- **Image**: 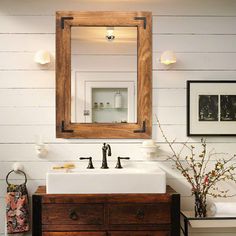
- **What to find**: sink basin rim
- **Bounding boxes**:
[46,167,166,194]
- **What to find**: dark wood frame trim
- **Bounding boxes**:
[32,195,42,236]
[171,194,180,236]
[187,80,236,136]
[56,11,152,139]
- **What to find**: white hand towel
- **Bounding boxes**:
[210,202,236,217]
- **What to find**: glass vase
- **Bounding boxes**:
[194,191,207,217]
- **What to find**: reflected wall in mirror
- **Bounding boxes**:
[56,11,152,138]
[71,26,137,123]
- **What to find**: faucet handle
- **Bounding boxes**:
[115,156,130,169]
[79,157,94,169]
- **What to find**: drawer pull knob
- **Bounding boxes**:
[69,210,78,220]
[136,209,145,220]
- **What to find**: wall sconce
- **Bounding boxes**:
[106,27,115,41]
[12,162,24,172]
[140,140,159,159]
[35,135,48,158]
[34,50,51,65]
[160,50,177,65]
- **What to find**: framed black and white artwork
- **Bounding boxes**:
[187,81,236,136]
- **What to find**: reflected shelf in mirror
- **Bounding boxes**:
[92,107,128,110]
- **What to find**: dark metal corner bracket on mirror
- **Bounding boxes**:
[133,120,146,133]
[134,16,147,29]
[60,16,74,29]
[61,121,74,133]
[56,11,152,139]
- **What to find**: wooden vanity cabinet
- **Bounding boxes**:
[43,232,168,236]
[33,186,180,236]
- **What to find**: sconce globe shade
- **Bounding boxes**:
[34,50,51,65]
[12,162,24,172]
[106,27,115,41]
[160,50,177,65]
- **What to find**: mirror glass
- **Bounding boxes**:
[71,26,137,123]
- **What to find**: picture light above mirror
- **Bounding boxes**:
[56,11,152,139]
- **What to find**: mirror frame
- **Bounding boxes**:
[56,11,152,139]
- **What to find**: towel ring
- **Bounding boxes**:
[6,170,27,185]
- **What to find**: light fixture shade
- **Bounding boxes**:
[106,27,115,41]
[160,50,177,65]
[34,50,51,65]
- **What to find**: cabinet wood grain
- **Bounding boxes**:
[43,233,106,236]
[42,203,104,225]
[33,186,180,236]
[108,204,170,225]
[109,232,170,236]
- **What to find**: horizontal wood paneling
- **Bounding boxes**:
[154,35,236,53]
[153,16,236,34]
[1,124,236,144]
[1,0,236,16]
[0,107,54,124]
[0,125,55,143]
[153,71,236,88]
[1,1,236,235]
[0,125,151,143]
[153,107,186,124]
[153,89,186,107]
[1,70,235,90]
[0,88,183,107]
[1,16,236,35]
[0,16,54,33]
[0,52,55,70]
[1,142,236,162]
[0,71,55,88]
[2,34,236,53]
[2,51,236,71]
[0,162,51,180]
[0,106,185,125]
[152,124,236,143]
[0,34,55,52]
[0,143,142,161]
[0,89,55,107]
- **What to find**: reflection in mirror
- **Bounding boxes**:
[71,27,137,123]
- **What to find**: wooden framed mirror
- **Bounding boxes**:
[56,11,152,138]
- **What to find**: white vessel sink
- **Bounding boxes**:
[46,168,166,194]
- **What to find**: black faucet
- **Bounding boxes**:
[115,156,130,169]
[101,143,111,169]
[79,157,94,169]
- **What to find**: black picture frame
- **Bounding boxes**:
[187,80,236,136]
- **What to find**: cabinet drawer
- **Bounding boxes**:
[108,204,170,225]
[42,204,104,225]
[109,232,169,236]
[43,233,106,236]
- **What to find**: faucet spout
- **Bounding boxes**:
[107,144,111,156]
[101,143,111,169]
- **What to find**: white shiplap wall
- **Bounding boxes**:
[1,0,236,235]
